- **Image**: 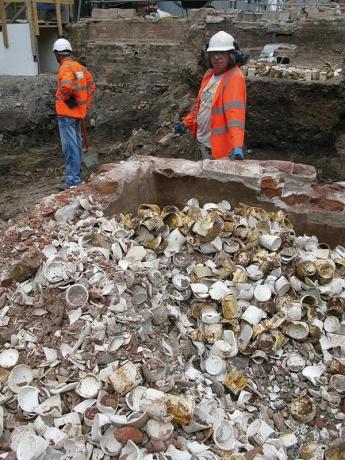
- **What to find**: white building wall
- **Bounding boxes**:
[0,24,38,76]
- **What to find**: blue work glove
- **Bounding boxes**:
[175,122,187,135]
[229,147,244,160]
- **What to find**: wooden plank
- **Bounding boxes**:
[5,0,74,5]
[55,0,62,35]
[10,3,26,23]
[77,0,81,21]
[31,0,39,35]
[0,0,9,48]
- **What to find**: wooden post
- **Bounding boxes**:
[32,0,39,36]
[55,0,62,36]
[25,0,35,53]
[25,0,40,72]
[0,0,9,48]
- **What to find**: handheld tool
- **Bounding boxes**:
[81,119,99,171]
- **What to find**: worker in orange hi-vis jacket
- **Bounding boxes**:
[175,31,246,161]
[53,38,96,190]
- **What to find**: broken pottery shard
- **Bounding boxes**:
[54,200,80,224]
[289,395,317,424]
[109,362,143,396]
[224,368,248,396]
[166,394,194,425]
[1,190,345,458]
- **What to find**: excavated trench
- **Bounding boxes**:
[1,75,345,222]
[1,16,345,221]
[96,158,345,247]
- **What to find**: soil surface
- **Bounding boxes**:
[1,49,345,221]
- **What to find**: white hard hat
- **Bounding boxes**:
[207,31,235,52]
[53,38,72,53]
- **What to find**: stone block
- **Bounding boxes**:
[117,8,137,19]
[91,8,136,20]
[279,10,290,23]
[262,10,280,22]
[88,20,191,44]
[303,5,336,21]
[310,197,344,212]
[189,8,209,19]
[206,15,225,24]
[291,163,316,178]
[151,157,202,178]
[10,247,45,283]
[281,193,311,207]
[201,159,262,185]
[259,160,293,174]
[92,8,118,19]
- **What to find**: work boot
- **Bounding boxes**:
[56,181,79,191]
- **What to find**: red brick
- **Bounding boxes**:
[115,427,144,445]
[281,194,310,206]
[262,186,283,199]
[56,195,72,206]
[261,176,280,189]
[310,197,344,212]
[314,416,325,429]
[314,183,345,194]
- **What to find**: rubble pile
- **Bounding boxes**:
[243,61,341,81]
[0,196,345,459]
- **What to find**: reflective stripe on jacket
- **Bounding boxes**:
[183,66,246,159]
[55,58,96,119]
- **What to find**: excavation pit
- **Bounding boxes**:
[96,157,345,247]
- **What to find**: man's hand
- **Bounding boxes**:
[229,147,244,160]
[175,122,187,135]
[65,96,78,109]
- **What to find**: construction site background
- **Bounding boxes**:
[0,5,345,220]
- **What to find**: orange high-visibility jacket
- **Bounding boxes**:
[55,58,96,119]
[183,66,246,159]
